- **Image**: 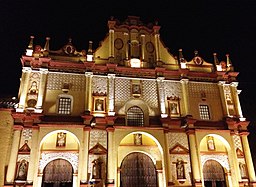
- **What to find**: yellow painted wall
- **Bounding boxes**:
[43,90,85,115]
[41,132,79,150]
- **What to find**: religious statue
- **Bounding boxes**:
[95,99,104,111]
[17,161,28,180]
[176,159,185,179]
[56,132,66,147]
[92,158,103,179]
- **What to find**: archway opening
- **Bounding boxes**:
[42,159,73,187]
[203,160,227,187]
[120,152,157,187]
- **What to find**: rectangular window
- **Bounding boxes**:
[58,97,71,115]
[199,105,210,120]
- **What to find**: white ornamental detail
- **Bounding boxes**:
[201,154,230,170]
[39,152,79,173]
[17,155,30,162]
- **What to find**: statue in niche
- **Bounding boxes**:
[92,158,103,179]
[134,133,142,145]
[95,99,104,111]
[239,162,247,178]
[170,103,178,114]
[16,161,28,180]
[56,132,66,147]
[207,136,215,151]
[176,159,185,179]
[29,81,38,95]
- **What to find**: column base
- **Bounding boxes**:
[249,181,256,187]
[194,181,202,187]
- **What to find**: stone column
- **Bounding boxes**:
[124,32,129,60]
[141,34,145,61]
[181,79,189,115]
[26,127,39,183]
[230,82,244,119]
[35,68,48,113]
[164,130,171,184]
[106,127,115,186]
[153,26,161,62]
[109,29,114,58]
[80,127,90,183]
[6,127,22,183]
[17,67,31,112]
[240,132,256,182]
[107,74,115,116]
[187,130,201,184]
[85,72,93,112]
[218,81,228,116]
[230,131,242,181]
[36,174,43,187]
[157,77,167,118]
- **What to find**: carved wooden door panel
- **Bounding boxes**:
[42,159,73,187]
[120,152,157,187]
[203,160,227,187]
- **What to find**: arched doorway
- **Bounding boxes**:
[203,160,227,187]
[120,152,157,187]
[42,159,73,187]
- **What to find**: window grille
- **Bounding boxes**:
[199,105,210,120]
[127,106,144,126]
[58,97,72,115]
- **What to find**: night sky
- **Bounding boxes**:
[1,0,256,159]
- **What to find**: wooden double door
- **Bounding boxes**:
[120,152,157,187]
[42,159,73,187]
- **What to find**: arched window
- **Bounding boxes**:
[57,94,73,115]
[127,106,144,126]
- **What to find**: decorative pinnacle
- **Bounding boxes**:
[28,35,34,49]
[213,53,219,65]
[44,37,50,51]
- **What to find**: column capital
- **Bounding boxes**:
[186,129,195,135]
[106,126,115,132]
[39,68,49,74]
[84,126,92,132]
[107,74,116,78]
[156,76,165,81]
[240,131,250,136]
[230,82,239,87]
[85,72,93,77]
[22,67,32,72]
[180,79,189,84]
[218,81,226,86]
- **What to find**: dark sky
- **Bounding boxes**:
[1,0,256,151]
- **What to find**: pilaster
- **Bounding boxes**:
[107,74,115,116]
[157,77,167,118]
[85,72,93,113]
[6,127,22,183]
[240,132,256,183]
[17,67,32,112]
[186,129,201,185]
[35,68,48,113]
[180,79,189,116]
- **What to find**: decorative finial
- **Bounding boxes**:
[178,49,185,63]
[213,53,219,65]
[194,50,199,56]
[226,54,232,67]
[87,41,93,62]
[88,41,93,54]
[28,36,34,49]
[44,37,50,51]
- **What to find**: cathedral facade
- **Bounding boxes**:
[1,16,256,187]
